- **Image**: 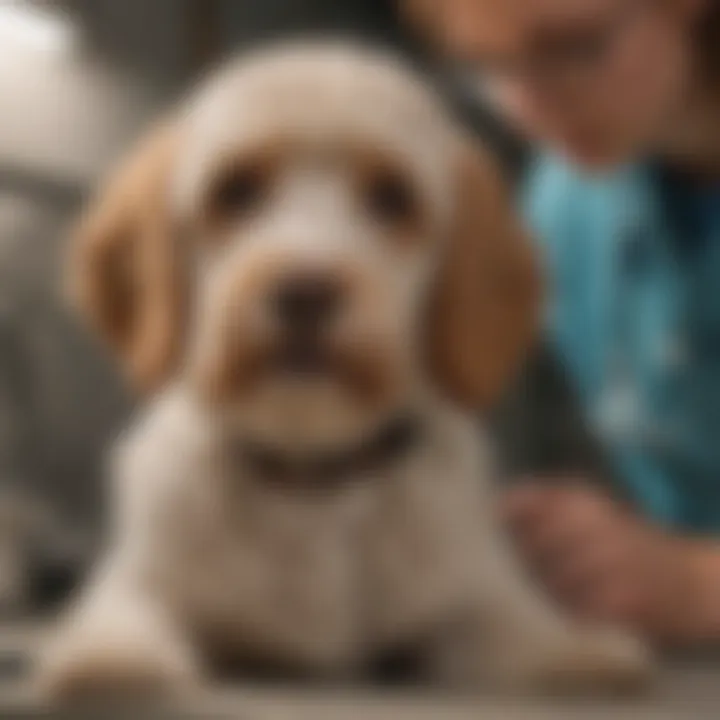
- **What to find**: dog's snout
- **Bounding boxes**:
[273,274,342,329]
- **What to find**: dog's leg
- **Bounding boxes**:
[37,557,199,702]
[429,532,652,696]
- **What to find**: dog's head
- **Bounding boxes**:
[69,44,540,450]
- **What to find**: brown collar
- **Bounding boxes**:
[233,416,423,492]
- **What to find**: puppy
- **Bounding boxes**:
[39,43,650,699]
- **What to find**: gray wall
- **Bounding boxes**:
[0,0,192,532]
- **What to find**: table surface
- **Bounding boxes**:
[1,623,718,719]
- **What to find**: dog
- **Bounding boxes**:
[39,43,650,700]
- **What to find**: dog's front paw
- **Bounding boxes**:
[524,627,652,697]
[37,627,198,704]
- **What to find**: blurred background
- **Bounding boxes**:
[1,3,719,714]
[0,0,531,619]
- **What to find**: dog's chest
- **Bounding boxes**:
[165,437,485,671]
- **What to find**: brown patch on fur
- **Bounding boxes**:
[199,144,284,241]
[198,136,430,247]
[195,336,395,411]
[351,147,428,246]
[190,248,296,405]
[427,142,542,408]
[331,339,401,408]
[68,120,186,393]
[193,328,270,408]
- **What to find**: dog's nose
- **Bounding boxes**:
[273,274,342,329]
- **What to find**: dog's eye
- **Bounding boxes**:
[209,163,269,220]
[364,171,417,226]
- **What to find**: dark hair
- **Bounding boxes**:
[697,2,720,78]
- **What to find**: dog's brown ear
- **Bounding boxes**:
[428,142,542,409]
[67,121,186,393]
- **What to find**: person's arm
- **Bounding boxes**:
[680,543,720,643]
[503,482,720,648]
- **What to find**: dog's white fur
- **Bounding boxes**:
[40,43,650,699]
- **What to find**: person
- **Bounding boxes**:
[400,0,720,646]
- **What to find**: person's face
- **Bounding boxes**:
[407,0,706,168]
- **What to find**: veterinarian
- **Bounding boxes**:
[401,0,720,646]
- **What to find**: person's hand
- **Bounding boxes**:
[503,482,707,645]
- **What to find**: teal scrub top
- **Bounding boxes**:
[524,157,720,532]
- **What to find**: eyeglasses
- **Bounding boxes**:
[466,0,654,96]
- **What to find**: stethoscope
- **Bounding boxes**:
[593,222,690,452]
